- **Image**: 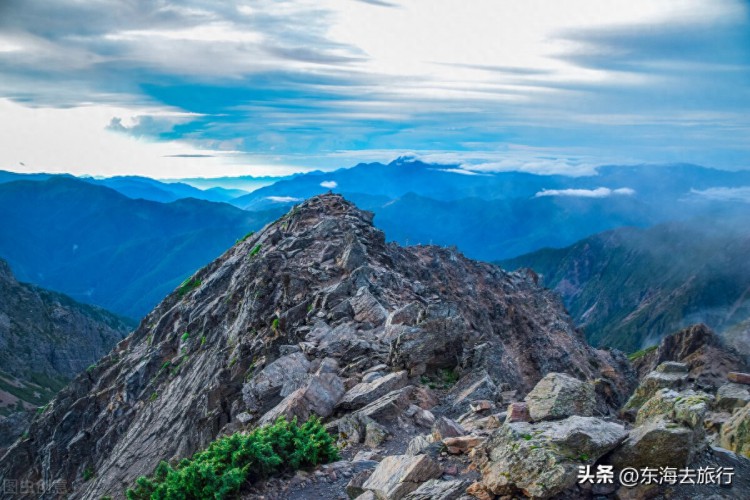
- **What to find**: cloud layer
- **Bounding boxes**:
[535,187,636,198]
[0,0,749,177]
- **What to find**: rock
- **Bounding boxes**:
[406,435,434,456]
[448,371,498,414]
[355,491,377,500]
[236,412,252,424]
[0,411,31,454]
[505,402,531,423]
[259,373,344,424]
[716,383,750,411]
[442,435,485,454]
[402,479,467,500]
[470,400,492,412]
[338,371,409,411]
[317,357,340,375]
[728,372,750,385]
[622,362,689,414]
[365,421,389,448]
[720,402,750,458]
[609,418,695,469]
[635,389,711,430]
[339,387,416,444]
[347,469,375,499]
[363,372,383,383]
[431,416,466,441]
[524,373,595,421]
[242,351,311,410]
[362,454,442,500]
[466,481,492,500]
[351,287,388,327]
[413,409,435,428]
[473,416,626,499]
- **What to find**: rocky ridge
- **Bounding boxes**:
[0,194,634,499]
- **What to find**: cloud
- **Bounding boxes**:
[690,186,750,202]
[266,196,302,203]
[535,187,636,198]
[320,180,338,188]
[0,0,749,176]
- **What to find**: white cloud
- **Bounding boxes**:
[535,187,636,198]
[690,186,750,202]
[320,180,338,188]
[266,196,302,203]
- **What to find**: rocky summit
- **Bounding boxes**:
[3,194,748,500]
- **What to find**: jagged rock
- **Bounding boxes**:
[609,418,695,470]
[242,351,312,411]
[431,416,465,441]
[506,402,531,423]
[636,389,712,430]
[524,373,595,421]
[347,469,375,499]
[473,416,627,499]
[716,383,750,412]
[728,372,750,385]
[338,371,409,410]
[622,362,689,415]
[362,454,442,500]
[0,411,31,454]
[402,478,467,500]
[363,372,383,383]
[448,371,498,414]
[413,408,435,428]
[365,421,389,448]
[720,402,750,458]
[406,435,434,456]
[470,400,492,412]
[0,194,632,498]
[355,491,377,500]
[632,324,748,390]
[258,373,344,424]
[442,435,485,454]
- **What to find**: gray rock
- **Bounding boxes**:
[473,416,627,499]
[524,373,595,421]
[365,421,389,448]
[347,469,375,499]
[449,371,498,414]
[259,372,344,424]
[622,362,689,413]
[720,401,750,458]
[338,371,409,411]
[716,383,750,412]
[363,372,383,383]
[609,418,695,469]
[405,434,434,456]
[242,351,311,409]
[402,479,468,500]
[362,454,442,500]
[431,416,466,441]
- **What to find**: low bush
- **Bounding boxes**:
[126,416,338,500]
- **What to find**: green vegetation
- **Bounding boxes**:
[271,318,280,331]
[181,332,190,342]
[149,392,158,402]
[249,244,262,257]
[86,364,97,373]
[236,231,255,244]
[126,416,338,500]
[177,278,202,297]
[83,467,95,482]
[628,344,658,361]
[36,403,49,415]
[201,336,207,347]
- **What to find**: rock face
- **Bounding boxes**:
[0,194,632,498]
[720,402,750,458]
[631,324,749,389]
[0,258,133,449]
[361,454,441,500]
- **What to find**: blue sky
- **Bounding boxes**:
[0,0,749,178]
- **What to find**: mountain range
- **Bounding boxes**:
[0,177,285,318]
[502,218,750,354]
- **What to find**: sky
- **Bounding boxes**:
[0,0,749,178]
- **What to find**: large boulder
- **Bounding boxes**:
[447,371,498,415]
[258,373,344,425]
[635,388,712,430]
[608,418,695,470]
[716,383,750,412]
[338,371,409,411]
[362,454,442,500]
[524,373,595,422]
[242,352,311,411]
[720,402,750,458]
[473,416,627,499]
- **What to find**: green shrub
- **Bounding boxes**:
[181,332,190,342]
[126,416,338,500]
[177,278,202,297]
[86,364,97,373]
[201,336,207,347]
[249,244,262,257]
[83,467,95,482]
[271,318,280,331]
[627,344,658,361]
